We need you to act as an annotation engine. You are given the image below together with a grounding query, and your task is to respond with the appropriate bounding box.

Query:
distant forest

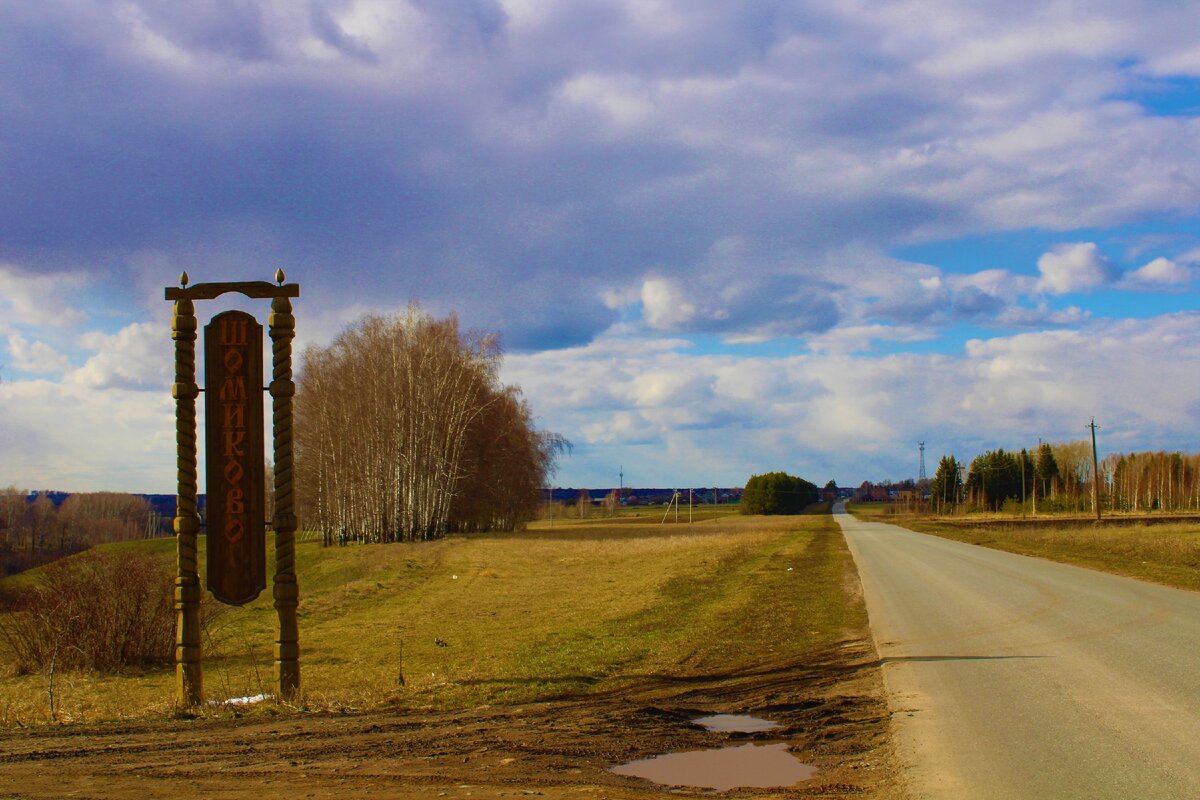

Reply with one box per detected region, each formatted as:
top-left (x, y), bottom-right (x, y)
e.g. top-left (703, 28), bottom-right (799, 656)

top-left (0, 489), bottom-right (168, 576)
top-left (859, 441), bottom-right (1200, 514)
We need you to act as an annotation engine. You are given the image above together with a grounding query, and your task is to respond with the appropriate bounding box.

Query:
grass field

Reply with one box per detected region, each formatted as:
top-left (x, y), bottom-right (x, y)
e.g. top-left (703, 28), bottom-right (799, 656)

top-left (538, 501), bottom-right (744, 525)
top-left (0, 511), bottom-right (865, 727)
top-left (849, 502), bottom-right (1200, 592)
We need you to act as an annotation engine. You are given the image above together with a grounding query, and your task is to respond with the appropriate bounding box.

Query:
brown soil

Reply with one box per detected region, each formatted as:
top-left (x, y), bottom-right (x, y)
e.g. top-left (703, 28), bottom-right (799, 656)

top-left (0, 643), bottom-right (904, 799)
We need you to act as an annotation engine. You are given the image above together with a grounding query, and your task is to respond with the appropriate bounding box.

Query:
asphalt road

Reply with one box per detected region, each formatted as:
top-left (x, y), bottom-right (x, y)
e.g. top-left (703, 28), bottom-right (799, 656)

top-left (835, 504), bottom-right (1200, 799)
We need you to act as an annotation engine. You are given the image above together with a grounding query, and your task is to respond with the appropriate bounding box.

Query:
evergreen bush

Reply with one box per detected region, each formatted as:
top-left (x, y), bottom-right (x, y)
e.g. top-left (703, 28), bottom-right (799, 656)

top-left (740, 472), bottom-right (818, 515)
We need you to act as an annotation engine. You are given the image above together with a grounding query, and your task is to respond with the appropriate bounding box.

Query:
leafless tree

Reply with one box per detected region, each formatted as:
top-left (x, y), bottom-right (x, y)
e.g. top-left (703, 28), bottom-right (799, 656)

top-left (1107, 451), bottom-right (1199, 512)
top-left (295, 306), bottom-right (565, 542)
top-left (57, 493), bottom-right (155, 546)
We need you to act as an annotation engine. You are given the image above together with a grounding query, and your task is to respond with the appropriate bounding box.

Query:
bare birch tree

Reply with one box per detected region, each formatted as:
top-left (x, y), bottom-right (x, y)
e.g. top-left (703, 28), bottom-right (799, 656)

top-left (295, 306), bottom-right (564, 542)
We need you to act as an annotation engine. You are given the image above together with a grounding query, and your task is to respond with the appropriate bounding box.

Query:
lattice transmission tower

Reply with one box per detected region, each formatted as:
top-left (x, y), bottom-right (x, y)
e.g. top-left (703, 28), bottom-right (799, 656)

top-left (918, 441), bottom-right (926, 481)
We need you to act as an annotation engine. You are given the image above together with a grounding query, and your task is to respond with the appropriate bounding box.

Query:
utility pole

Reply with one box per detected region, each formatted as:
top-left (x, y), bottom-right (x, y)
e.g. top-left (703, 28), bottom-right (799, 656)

top-left (618, 466), bottom-right (624, 517)
top-left (689, 488), bottom-right (693, 524)
top-left (1020, 450), bottom-right (1026, 517)
top-left (1088, 418), bottom-right (1102, 523)
top-left (957, 464), bottom-right (966, 511)
top-left (940, 467), bottom-right (947, 514)
top-left (660, 490), bottom-right (680, 524)
top-left (1032, 437), bottom-right (1040, 517)
top-left (1031, 463), bottom-right (1037, 517)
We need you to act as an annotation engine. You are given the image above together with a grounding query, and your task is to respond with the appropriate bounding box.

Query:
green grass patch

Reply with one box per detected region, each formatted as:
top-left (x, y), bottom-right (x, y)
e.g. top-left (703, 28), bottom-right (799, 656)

top-left (0, 513), bottom-right (864, 726)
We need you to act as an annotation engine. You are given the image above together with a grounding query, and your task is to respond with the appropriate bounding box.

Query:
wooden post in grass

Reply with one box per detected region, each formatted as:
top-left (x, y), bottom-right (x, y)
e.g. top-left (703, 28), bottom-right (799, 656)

top-left (1089, 418), bottom-right (1102, 523)
top-left (171, 275), bottom-right (202, 707)
top-left (269, 284), bottom-right (300, 700)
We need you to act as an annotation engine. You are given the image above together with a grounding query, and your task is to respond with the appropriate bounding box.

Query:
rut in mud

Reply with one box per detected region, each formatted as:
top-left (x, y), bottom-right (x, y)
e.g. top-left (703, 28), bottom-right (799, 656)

top-left (0, 642), bottom-right (903, 799)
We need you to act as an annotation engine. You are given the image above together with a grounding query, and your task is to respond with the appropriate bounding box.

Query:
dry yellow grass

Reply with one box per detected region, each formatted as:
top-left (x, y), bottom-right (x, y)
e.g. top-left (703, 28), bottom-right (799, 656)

top-left (850, 503), bottom-right (1200, 592)
top-left (0, 512), bottom-right (863, 727)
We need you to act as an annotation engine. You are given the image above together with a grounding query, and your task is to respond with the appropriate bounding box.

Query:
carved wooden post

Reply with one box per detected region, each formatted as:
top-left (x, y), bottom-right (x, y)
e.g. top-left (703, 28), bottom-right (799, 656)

top-left (269, 269), bottom-right (301, 700)
top-left (172, 272), bottom-right (202, 707)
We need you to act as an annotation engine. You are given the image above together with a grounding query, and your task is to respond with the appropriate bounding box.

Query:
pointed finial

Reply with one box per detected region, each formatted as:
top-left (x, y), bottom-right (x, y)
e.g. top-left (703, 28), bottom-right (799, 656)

top-left (180, 271), bottom-right (189, 288)
top-left (275, 268), bottom-right (286, 285)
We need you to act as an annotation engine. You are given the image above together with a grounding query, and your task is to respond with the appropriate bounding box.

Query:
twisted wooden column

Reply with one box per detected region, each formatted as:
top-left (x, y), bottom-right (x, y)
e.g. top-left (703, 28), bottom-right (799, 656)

top-left (269, 276), bottom-right (300, 700)
top-left (172, 278), bottom-right (202, 707)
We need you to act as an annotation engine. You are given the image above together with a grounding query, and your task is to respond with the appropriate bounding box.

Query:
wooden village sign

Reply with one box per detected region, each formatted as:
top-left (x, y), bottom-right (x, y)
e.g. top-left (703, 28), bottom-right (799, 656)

top-left (166, 270), bottom-right (300, 707)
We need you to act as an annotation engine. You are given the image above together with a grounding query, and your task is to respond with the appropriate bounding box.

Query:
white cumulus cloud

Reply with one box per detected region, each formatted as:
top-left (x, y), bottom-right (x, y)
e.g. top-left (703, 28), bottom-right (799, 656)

top-left (70, 323), bottom-right (171, 391)
top-left (640, 277), bottom-right (697, 330)
top-left (1036, 243), bottom-right (1118, 294)
top-left (1123, 256), bottom-right (1192, 287)
top-left (7, 333), bottom-right (72, 374)
top-left (502, 311), bottom-right (1200, 488)
top-left (0, 265), bottom-right (88, 327)
top-left (0, 379), bottom-right (176, 492)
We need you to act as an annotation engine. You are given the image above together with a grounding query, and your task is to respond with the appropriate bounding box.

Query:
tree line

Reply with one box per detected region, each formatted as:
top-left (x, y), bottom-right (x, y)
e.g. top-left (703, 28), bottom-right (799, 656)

top-left (294, 306), bottom-right (566, 544)
top-left (923, 442), bottom-right (1200, 514)
top-left (1103, 451), bottom-right (1200, 513)
top-left (0, 489), bottom-right (161, 575)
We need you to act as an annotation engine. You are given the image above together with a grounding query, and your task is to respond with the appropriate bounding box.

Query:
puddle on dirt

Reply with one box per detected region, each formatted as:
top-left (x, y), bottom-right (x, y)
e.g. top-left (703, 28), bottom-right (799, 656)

top-left (610, 743), bottom-right (817, 791)
top-left (693, 714), bottom-right (781, 733)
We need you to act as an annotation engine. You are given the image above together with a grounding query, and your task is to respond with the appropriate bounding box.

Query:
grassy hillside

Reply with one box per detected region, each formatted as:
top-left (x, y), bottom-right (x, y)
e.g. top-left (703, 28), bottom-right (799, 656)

top-left (0, 512), bottom-right (863, 726)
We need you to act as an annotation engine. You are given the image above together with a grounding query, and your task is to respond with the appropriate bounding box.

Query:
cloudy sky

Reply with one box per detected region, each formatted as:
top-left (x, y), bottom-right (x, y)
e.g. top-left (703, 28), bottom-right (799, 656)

top-left (3, 0), bottom-right (1200, 493)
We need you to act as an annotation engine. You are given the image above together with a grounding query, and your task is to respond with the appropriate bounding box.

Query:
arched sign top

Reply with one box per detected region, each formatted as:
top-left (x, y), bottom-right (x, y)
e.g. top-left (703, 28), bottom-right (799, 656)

top-left (165, 280), bottom-right (299, 301)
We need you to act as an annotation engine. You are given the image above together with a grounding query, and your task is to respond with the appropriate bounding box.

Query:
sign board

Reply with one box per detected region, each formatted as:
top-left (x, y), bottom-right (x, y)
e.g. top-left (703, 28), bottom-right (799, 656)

top-left (204, 310), bottom-right (266, 605)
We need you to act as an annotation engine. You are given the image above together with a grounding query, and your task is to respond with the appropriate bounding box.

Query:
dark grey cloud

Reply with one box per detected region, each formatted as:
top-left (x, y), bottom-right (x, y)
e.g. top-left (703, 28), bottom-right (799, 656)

top-left (952, 287), bottom-right (1006, 318)
top-left (866, 284), bottom-right (950, 325)
top-left (638, 270), bottom-right (840, 340)
top-left (135, 1), bottom-right (274, 61)
top-left (2, 0), bottom-right (1200, 353)
top-left (408, 0), bottom-right (508, 48)
top-left (309, 3), bottom-right (378, 62)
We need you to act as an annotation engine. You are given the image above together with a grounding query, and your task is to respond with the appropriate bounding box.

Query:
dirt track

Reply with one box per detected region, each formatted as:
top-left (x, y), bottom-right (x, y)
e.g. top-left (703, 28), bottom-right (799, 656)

top-left (0, 644), bottom-right (901, 799)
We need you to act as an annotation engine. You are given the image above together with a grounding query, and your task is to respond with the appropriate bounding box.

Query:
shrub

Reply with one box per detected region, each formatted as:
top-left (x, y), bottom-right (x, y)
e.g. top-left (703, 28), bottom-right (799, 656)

top-left (0, 549), bottom-right (177, 674)
top-left (740, 472), bottom-right (819, 515)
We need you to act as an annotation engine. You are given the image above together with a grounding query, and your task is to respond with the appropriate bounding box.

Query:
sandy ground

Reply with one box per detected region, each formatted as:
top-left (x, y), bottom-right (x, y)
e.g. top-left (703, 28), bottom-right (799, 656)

top-left (0, 643), bottom-right (904, 799)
